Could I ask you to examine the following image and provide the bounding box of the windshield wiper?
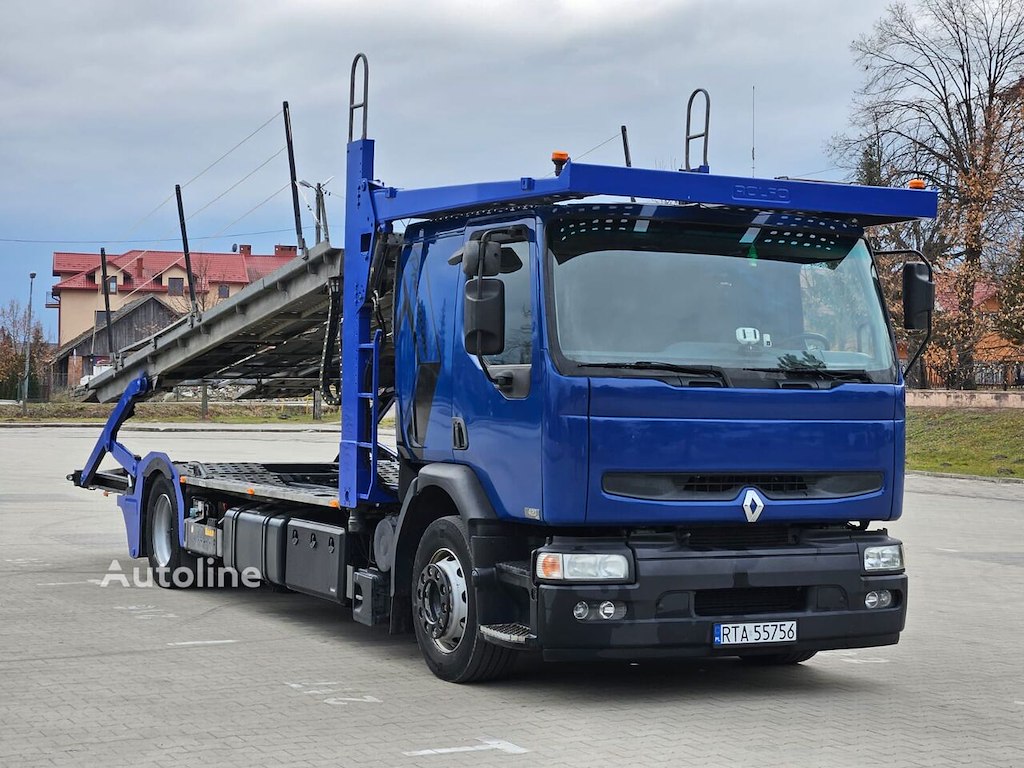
[742,367,875,383]
[579,361,731,386]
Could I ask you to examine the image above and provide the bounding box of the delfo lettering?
[733,184,791,202]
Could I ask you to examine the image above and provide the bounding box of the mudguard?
[116,454,184,559]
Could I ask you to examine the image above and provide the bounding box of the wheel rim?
[415,547,469,654]
[151,493,174,568]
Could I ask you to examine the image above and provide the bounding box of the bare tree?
[835,0,1024,388]
[995,245,1024,345]
[165,256,222,315]
[0,299,48,399]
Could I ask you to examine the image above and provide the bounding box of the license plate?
[713,621,797,646]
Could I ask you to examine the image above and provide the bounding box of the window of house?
[168,277,184,296]
[218,284,230,299]
[106,276,117,294]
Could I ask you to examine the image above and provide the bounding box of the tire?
[739,651,817,666]
[145,474,196,588]
[411,516,516,683]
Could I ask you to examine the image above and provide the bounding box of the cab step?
[480,622,538,648]
[495,560,532,590]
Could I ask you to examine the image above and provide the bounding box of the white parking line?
[402,738,528,756]
[166,640,237,646]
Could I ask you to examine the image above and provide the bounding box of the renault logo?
[742,489,765,523]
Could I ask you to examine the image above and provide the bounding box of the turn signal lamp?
[537,553,563,580]
[907,179,927,190]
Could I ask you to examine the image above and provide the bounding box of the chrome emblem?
[742,489,765,523]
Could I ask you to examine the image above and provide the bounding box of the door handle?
[452,417,469,450]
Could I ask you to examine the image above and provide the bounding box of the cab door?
[452,221,544,522]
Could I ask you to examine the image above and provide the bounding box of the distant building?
[49,245,297,387]
[927,276,1024,388]
[51,296,183,388]
[48,244,297,346]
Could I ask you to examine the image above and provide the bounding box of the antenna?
[751,85,756,177]
[620,125,636,203]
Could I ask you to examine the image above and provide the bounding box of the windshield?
[548,215,896,382]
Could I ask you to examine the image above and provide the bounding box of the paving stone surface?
[1,427,1022,767]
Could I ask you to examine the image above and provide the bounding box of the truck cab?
[387,203,916,678]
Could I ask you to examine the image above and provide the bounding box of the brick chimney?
[274,245,298,257]
[238,244,251,256]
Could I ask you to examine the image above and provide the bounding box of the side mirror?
[464,277,505,355]
[461,241,503,277]
[902,262,934,331]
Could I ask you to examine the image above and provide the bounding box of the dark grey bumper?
[533,535,907,661]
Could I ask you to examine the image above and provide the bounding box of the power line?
[542,131,621,177]
[4,146,291,247]
[184,147,287,222]
[121,108,284,237]
[0,226,310,246]
[212,182,291,237]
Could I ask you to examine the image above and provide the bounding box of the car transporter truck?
[71,55,937,682]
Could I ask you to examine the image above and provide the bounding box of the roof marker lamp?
[536,552,631,582]
[864,544,904,572]
[551,151,569,177]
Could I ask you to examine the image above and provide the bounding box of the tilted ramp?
[82,243,342,404]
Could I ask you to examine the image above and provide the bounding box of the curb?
[906,470,1024,485]
[0,422,342,433]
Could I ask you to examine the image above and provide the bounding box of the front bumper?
[533,534,907,662]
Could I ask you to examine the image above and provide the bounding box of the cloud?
[0,0,891,337]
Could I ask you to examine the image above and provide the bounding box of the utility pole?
[21,271,36,415]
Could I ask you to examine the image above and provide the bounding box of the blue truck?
[73,55,937,682]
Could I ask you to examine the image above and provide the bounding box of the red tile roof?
[934,274,1000,312]
[51,248,297,295]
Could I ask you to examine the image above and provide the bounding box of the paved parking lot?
[1,425,1023,767]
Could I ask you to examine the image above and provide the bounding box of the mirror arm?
[877,248,934,378]
[903,316,932,377]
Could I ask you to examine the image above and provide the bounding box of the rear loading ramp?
[81,242,343,404]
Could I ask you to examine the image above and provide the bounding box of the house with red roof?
[927,274,1024,388]
[49,244,297,346]
[49,244,297,386]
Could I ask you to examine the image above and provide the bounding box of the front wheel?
[411,516,516,683]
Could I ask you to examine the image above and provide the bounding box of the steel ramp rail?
[82,242,343,404]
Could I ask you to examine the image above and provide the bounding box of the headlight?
[864,544,904,572]
[535,552,630,581]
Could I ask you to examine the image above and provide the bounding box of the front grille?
[694,587,806,617]
[683,473,808,495]
[682,526,794,550]
[603,471,882,501]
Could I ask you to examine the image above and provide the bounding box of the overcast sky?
[0,0,895,339]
